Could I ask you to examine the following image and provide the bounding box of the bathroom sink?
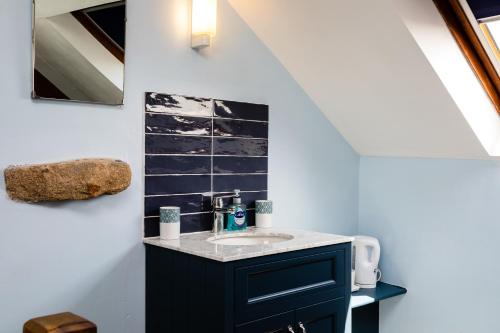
[207,232,294,246]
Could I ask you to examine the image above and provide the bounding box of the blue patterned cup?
[160,206,180,223]
[255,200,272,228]
[160,206,180,240]
[255,200,273,214]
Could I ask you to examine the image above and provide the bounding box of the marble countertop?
[143,228,353,262]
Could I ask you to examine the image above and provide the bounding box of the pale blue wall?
[0,0,359,332]
[359,157,500,333]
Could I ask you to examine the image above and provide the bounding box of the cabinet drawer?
[235,310,295,333]
[296,298,346,333]
[234,249,346,323]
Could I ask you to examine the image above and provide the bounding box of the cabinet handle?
[298,322,307,333]
[287,325,295,333]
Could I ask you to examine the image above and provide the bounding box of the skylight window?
[433,0,500,114]
[479,18,500,69]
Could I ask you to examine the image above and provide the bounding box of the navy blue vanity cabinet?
[235,299,346,333]
[235,311,295,333]
[296,299,346,333]
[145,242,351,333]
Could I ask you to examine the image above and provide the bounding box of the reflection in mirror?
[32,0,126,105]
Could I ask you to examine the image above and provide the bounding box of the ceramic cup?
[255,200,273,228]
[159,206,180,240]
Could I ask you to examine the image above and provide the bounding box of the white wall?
[0,0,359,332]
[359,157,500,333]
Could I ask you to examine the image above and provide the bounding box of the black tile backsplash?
[213,118,268,138]
[145,135,211,155]
[144,92,269,235]
[213,174,268,193]
[146,93,213,117]
[214,191,268,209]
[145,155,211,174]
[213,156,268,174]
[213,137,268,156]
[145,213,214,237]
[144,217,160,238]
[179,213,213,233]
[214,100,269,121]
[145,175,211,195]
[144,194,211,216]
[146,113,212,135]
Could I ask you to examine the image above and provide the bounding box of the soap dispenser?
[227,189,247,231]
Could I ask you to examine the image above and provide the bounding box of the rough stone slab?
[4,158,131,202]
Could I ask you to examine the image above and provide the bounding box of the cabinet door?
[234,249,346,323]
[295,298,346,333]
[235,311,295,333]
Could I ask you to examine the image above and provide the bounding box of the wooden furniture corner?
[23,312,97,333]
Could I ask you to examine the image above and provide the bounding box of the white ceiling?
[229,0,500,159]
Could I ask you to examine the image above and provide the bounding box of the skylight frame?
[434,0,500,115]
[478,16,500,73]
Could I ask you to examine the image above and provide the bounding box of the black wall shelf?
[352,282,407,333]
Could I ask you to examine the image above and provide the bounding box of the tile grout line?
[146,154,268,158]
[145,173,268,177]
[144,190,268,198]
[145,132,269,140]
[145,111,269,123]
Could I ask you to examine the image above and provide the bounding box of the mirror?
[32,0,126,105]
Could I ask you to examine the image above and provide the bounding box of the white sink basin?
[207,232,294,246]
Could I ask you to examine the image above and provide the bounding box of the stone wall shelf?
[4,158,131,202]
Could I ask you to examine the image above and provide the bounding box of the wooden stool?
[23,312,97,333]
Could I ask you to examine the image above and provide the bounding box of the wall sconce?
[191,0,217,49]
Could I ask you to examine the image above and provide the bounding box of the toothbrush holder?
[255,200,273,228]
[159,206,180,240]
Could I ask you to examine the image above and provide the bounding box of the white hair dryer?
[353,236,381,289]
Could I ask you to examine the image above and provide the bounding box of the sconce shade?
[191,0,217,48]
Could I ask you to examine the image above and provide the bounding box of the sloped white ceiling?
[229,0,500,158]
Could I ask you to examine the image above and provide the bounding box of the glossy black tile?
[213,175,268,193]
[144,213,214,237]
[180,213,213,233]
[144,217,160,237]
[213,191,267,209]
[213,118,268,138]
[145,155,211,175]
[145,135,211,155]
[144,194,211,217]
[145,92,213,117]
[214,99,268,121]
[213,156,268,174]
[241,191,268,209]
[145,113,212,136]
[145,175,211,195]
[246,210,256,227]
[213,138,268,156]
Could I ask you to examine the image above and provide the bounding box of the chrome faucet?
[212,191,239,234]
